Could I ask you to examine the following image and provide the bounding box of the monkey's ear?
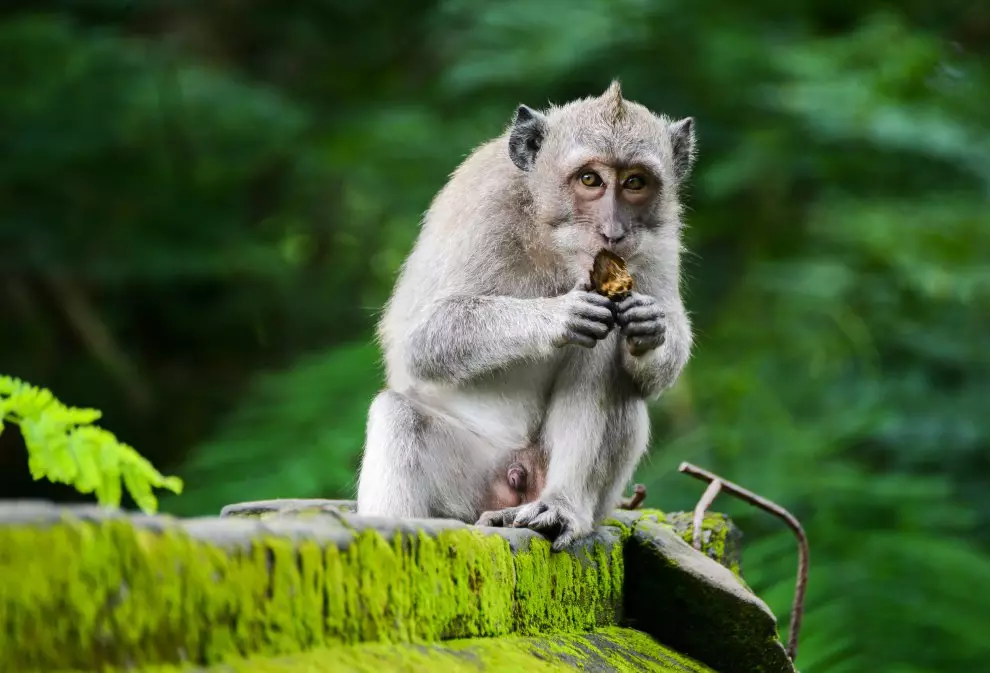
[508,104,548,172]
[669,117,697,181]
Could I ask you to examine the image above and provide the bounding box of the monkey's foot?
[476,499,591,551]
[475,505,520,527]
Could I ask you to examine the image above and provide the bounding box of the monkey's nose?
[602,233,626,247]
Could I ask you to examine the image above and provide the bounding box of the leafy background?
[2,1,989,670]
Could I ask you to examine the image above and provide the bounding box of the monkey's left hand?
[616,293,666,356]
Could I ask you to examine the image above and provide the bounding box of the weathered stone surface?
[622,517,795,673]
[0,500,623,673]
[0,500,792,673]
[220,498,602,554]
[606,509,744,577]
[225,500,743,570]
[661,511,744,577]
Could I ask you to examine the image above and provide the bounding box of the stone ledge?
[0,500,795,673]
[0,500,622,673]
[620,513,794,673]
[219,498,744,574]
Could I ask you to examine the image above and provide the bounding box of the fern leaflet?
[0,375,183,513]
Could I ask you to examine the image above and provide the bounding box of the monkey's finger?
[617,306,664,324]
[616,294,651,312]
[576,292,615,313]
[628,334,665,355]
[573,302,615,324]
[589,293,615,308]
[622,320,665,337]
[570,318,611,340]
[474,511,504,527]
[629,335,663,348]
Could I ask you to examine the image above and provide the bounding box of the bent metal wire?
[679,461,809,664]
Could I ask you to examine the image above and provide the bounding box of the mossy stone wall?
[0,499,795,673]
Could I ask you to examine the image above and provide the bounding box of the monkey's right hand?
[551,281,615,349]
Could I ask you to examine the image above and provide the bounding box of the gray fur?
[357,81,696,550]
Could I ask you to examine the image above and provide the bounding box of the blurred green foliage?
[1,1,988,670]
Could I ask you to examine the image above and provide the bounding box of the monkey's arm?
[615,280,692,399]
[405,289,614,385]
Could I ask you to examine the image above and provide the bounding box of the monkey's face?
[530,145,675,280]
[507,83,695,281]
[554,157,662,268]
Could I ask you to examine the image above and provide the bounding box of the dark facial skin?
[570,159,658,254]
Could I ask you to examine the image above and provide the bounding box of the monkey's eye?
[579,171,604,187]
[622,175,646,191]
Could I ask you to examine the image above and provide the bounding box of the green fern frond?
[0,375,183,514]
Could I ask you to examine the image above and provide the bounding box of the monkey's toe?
[526,509,566,544]
[526,507,564,531]
[474,511,502,527]
[475,506,523,528]
[551,529,577,551]
[510,501,549,528]
[511,500,589,550]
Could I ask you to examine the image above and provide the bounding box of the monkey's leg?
[478,446,548,513]
[357,390,490,522]
[477,339,649,549]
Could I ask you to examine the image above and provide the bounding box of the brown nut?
[590,249,634,301]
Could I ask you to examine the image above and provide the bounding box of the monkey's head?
[507,80,696,276]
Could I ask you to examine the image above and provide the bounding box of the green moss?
[0,513,622,672]
[661,511,744,578]
[99,627,714,673]
[607,509,743,577]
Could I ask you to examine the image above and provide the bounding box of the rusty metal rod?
[679,461,809,664]
[691,479,723,551]
[619,483,647,510]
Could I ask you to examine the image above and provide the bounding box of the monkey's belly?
[412,376,552,453]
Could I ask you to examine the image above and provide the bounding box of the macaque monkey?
[357,81,695,549]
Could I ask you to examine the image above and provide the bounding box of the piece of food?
[590,249,634,300]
